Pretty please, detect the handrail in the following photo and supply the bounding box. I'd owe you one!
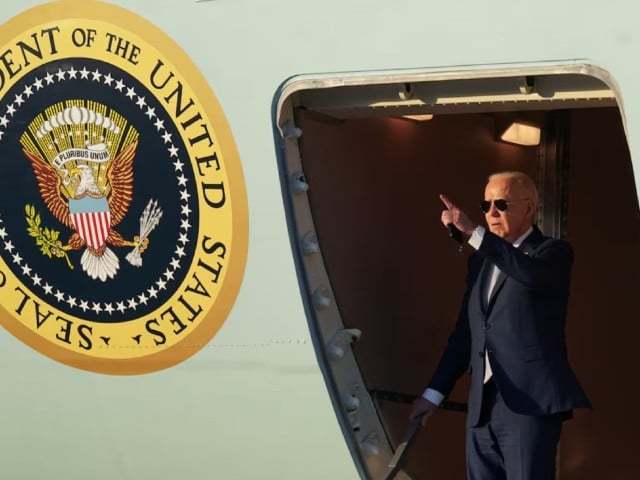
[371,390,467,479]
[382,414,424,480]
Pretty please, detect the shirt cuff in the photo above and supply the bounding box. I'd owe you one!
[422,388,444,406]
[468,225,485,250]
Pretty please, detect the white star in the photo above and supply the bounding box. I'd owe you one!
[180,218,191,231]
[168,145,179,157]
[55,290,65,302]
[20,263,32,275]
[126,87,136,99]
[55,69,66,81]
[33,77,43,90]
[14,94,24,106]
[163,269,175,281]
[0,116,7,127]
[103,73,114,86]
[138,293,149,305]
[175,246,186,257]
[127,298,138,310]
[67,67,78,79]
[178,232,189,245]
[170,257,181,270]
[162,131,173,144]
[177,174,188,186]
[43,283,53,295]
[79,300,90,312]
[115,79,125,91]
[154,118,165,130]
[91,302,102,314]
[156,278,167,290]
[173,158,184,171]
[4,240,15,252]
[145,106,156,119]
[23,84,33,97]
[103,303,114,314]
[180,204,192,216]
[11,251,22,263]
[0,227,7,238]
[44,72,55,84]
[67,296,77,308]
[31,273,42,286]
[79,67,90,79]
[6,104,16,116]
[147,286,159,298]
[116,301,126,313]
[91,68,102,81]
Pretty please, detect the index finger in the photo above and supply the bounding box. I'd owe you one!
[439,194,455,210]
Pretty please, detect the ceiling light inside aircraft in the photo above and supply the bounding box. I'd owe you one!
[402,113,434,121]
[499,120,541,146]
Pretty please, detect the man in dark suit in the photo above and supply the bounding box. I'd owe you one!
[410,171,590,480]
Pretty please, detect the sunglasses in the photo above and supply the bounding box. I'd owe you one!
[480,198,528,214]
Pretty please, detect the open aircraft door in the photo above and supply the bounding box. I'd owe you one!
[274,64,640,479]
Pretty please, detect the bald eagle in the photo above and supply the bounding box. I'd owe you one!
[23,141,143,282]
[72,164,102,197]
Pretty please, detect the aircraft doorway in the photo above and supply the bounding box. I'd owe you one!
[275,68,640,479]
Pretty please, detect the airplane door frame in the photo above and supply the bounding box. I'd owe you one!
[273,63,624,480]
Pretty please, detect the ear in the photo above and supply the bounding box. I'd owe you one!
[525,199,534,217]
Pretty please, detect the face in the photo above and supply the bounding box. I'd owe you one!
[483,177,534,243]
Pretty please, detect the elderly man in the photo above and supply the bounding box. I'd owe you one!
[410,171,590,480]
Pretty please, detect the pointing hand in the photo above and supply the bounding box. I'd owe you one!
[440,194,475,237]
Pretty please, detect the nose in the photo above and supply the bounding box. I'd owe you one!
[487,202,500,217]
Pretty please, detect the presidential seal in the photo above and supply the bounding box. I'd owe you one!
[0,1,248,374]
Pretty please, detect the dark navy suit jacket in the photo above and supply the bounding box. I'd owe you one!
[428,226,591,427]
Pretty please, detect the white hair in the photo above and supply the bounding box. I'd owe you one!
[487,171,538,209]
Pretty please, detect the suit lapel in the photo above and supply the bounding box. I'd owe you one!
[484,225,544,313]
[477,260,494,312]
[486,269,507,312]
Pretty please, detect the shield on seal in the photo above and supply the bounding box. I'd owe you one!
[69,197,111,250]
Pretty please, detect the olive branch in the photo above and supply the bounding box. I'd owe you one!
[25,204,74,269]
